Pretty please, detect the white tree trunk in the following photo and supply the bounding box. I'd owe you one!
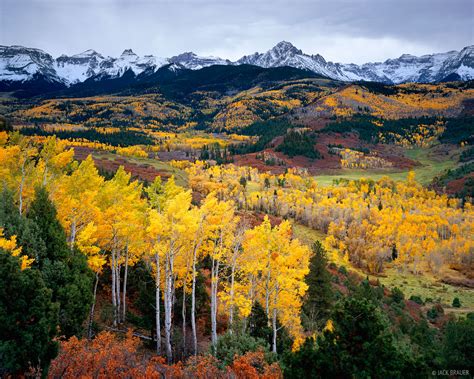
[111,248,117,327]
[122,247,129,322]
[210,256,220,351]
[155,252,161,354]
[182,283,186,355]
[70,218,77,251]
[88,271,99,339]
[164,250,174,363]
[190,220,203,356]
[116,258,121,324]
[229,263,236,333]
[265,267,271,318]
[191,247,198,355]
[272,307,277,354]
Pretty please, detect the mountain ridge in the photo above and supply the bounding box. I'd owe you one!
[1,42,473,90]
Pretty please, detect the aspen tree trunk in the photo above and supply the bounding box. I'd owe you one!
[191,246,198,355]
[272,307,277,354]
[122,247,129,322]
[111,248,117,327]
[70,218,76,251]
[229,262,236,333]
[88,271,99,339]
[155,252,161,354]
[116,260,121,323]
[210,256,220,351]
[190,220,203,356]
[272,285,279,354]
[164,250,174,363]
[182,284,186,355]
[265,266,271,317]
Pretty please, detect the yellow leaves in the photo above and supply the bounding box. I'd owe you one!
[0,131,8,146]
[0,228,34,270]
[50,149,74,168]
[324,319,335,333]
[314,83,474,119]
[0,229,22,256]
[338,148,392,169]
[116,146,148,158]
[19,255,35,270]
[187,160,472,276]
[323,96,338,108]
[241,216,310,343]
[76,222,107,273]
[87,254,107,274]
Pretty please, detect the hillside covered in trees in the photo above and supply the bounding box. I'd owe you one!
[0,130,473,377]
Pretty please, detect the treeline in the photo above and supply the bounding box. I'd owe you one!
[432,162,474,198]
[323,114,474,145]
[323,115,442,143]
[19,126,154,146]
[440,116,474,144]
[199,143,233,164]
[229,119,292,154]
[460,146,474,162]
[275,130,320,159]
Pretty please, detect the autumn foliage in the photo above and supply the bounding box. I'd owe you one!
[49,331,282,379]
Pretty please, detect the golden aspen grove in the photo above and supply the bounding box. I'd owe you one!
[1,3,474,376]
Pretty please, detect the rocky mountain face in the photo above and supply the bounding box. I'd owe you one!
[237,41,474,83]
[169,52,231,70]
[1,42,473,89]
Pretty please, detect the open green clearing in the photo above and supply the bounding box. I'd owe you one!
[314,146,460,186]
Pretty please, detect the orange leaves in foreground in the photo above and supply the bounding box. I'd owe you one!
[49,331,282,379]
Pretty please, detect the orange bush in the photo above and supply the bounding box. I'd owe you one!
[48,331,282,378]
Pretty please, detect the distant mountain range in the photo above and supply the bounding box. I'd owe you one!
[1,41,473,92]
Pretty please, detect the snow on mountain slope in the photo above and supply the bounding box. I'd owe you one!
[98,49,168,78]
[0,45,61,83]
[0,42,473,87]
[0,46,170,86]
[169,52,231,70]
[54,50,105,85]
[237,41,474,83]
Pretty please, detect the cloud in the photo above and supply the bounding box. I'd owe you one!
[1,0,472,63]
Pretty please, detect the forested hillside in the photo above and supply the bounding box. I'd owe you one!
[0,130,473,377]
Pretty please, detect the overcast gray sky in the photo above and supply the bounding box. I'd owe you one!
[1,0,473,64]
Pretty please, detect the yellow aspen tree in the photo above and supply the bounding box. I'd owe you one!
[76,221,106,338]
[96,166,143,327]
[147,176,193,362]
[37,136,74,186]
[200,192,238,352]
[243,217,309,353]
[53,155,104,249]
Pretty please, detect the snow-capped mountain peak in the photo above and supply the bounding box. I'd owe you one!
[169,52,230,70]
[73,49,102,58]
[237,42,474,83]
[0,42,473,88]
[121,49,137,57]
[272,41,303,56]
